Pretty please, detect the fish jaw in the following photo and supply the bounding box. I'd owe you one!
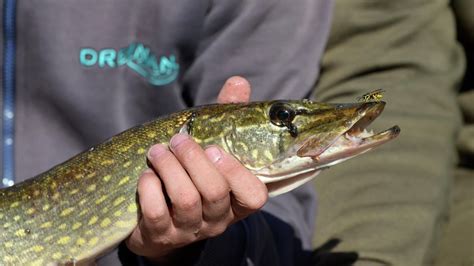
[254,101,400,196]
[315,125,400,166]
[295,101,386,158]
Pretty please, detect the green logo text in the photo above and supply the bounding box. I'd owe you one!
[80,43,179,86]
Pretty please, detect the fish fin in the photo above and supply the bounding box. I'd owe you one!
[267,170,321,197]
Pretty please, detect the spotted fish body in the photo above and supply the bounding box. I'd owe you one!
[0,107,197,265]
[0,100,400,265]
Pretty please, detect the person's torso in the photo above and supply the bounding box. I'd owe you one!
[0,0,211,181]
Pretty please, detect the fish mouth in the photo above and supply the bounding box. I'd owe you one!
[256,101,400,196]
[314,102,400,165]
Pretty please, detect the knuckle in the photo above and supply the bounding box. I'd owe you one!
[143,206,168,224]
[176,193,200,211]
[147,231,175,248]
[152,236,173,247]
[180,143,202,160]
[205,224,228,238]
[203,185,229,204]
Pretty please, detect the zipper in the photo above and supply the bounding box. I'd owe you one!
[2,0,17,188]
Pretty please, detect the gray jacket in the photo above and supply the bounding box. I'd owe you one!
[0,1,332,264]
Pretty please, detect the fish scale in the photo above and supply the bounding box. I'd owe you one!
[0,100,399,265]
[0,109,195,265]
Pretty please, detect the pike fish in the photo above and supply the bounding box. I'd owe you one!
[0,100,400,265]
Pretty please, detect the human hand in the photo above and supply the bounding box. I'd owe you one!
[125,76,268,262]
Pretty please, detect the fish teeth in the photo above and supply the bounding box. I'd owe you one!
[359,128,374,138]
[345,133,362,144]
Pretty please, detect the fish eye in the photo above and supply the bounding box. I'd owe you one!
[269,102,295,126]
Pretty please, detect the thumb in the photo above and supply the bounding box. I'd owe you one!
[217,76,251,104]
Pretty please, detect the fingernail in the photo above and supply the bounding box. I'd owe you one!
[228,76,245,87]
[147,144,167,159]
[205,146,222,163]
[170,133,189,149]
[142,168,154,174]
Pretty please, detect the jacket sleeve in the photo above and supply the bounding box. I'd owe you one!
[311,0,465,265]
[181,0,333,104]
[118,212,317,266]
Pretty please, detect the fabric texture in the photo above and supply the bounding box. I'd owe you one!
[434,1,474,265]
[311,0,467,265]
[0,0,333,265]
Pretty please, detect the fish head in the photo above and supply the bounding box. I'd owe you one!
[187,100,400,196]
